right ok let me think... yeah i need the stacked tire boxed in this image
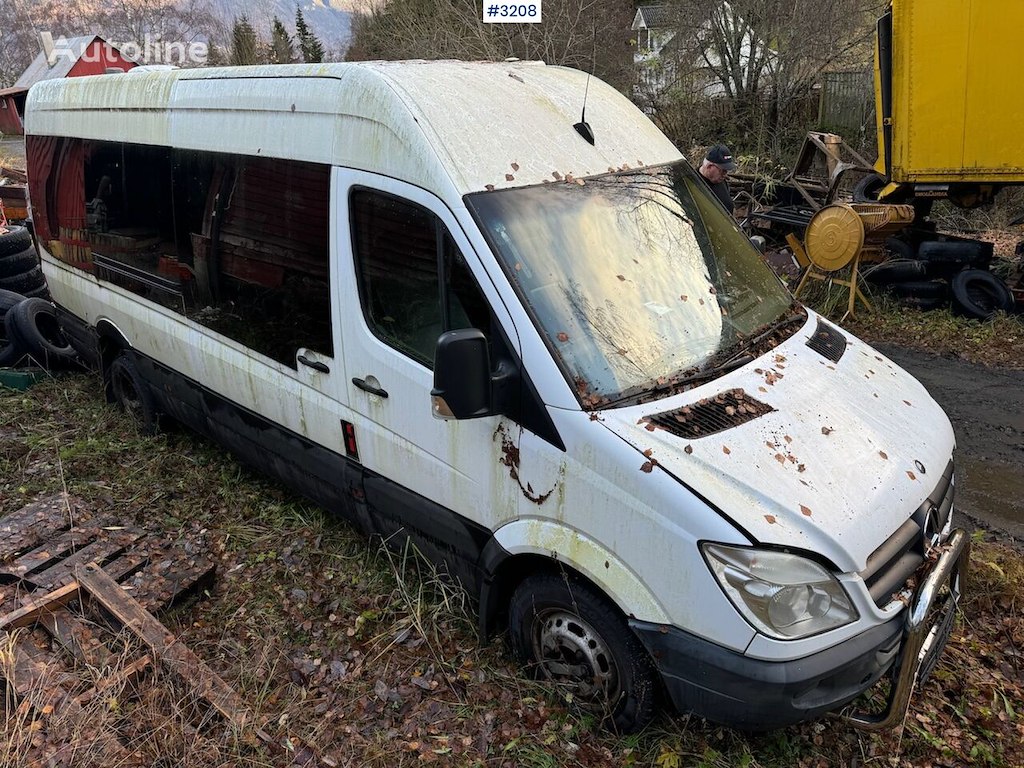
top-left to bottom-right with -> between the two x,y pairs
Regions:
0,225 -> 49,300
864,238 -> 1016,320
0,288 -> 77,370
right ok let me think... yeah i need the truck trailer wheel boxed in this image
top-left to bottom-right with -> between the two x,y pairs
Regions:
508,573 -> 657,734
108,353 -> 158,435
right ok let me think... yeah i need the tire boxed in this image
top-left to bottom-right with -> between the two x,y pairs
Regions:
863,259 -> 928,285
0,265 -> 45,295
0,245 -> 39,278
884,237 -> 914,261
108,353 -> 159,435
23,284 -> 50,300
0,311 -> 27,367
0,226 -> 32,258
919,240 -> 992,274
0,288 -> 25,316
508,573 -> 657,734
8,298 -> 77,367
951,269 -> 1015,320
853,173 -> 886,203
890,280 -> 949,300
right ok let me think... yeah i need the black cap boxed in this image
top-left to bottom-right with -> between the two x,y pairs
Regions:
705,144 -> 737,171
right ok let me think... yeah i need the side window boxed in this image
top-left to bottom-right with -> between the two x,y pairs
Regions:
33,138 -> 333,369
351,190 -> 489,368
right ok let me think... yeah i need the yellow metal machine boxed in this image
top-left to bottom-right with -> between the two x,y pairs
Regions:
874,0 -> 1024,204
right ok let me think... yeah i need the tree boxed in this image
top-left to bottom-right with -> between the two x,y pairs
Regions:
637,0 -> 876,158
345,0 -> 633,92
229,15 -> 265,66
295,6 -> 325,63
270,17 -> 298,64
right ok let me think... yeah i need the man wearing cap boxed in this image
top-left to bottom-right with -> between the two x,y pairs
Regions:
699,144 -> 737,213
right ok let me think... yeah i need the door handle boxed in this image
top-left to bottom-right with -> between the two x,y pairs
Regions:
297,354 -> 330,373
352,377 -> 389,398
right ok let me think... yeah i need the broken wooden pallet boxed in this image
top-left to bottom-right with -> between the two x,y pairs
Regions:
0,494 -> 215,615
0,495 -> 222,766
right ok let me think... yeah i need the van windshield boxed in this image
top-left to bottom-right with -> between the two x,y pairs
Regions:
466,161 -> 798,407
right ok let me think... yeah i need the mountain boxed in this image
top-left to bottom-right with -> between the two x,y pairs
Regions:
210,0 -> 353,56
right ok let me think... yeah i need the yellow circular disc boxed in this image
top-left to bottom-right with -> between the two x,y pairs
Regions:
805,204 -> 865,272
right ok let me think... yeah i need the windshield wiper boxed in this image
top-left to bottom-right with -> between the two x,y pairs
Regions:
599,309 -> 808,409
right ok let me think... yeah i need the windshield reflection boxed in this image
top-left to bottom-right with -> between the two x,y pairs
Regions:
467,161 -> 796,407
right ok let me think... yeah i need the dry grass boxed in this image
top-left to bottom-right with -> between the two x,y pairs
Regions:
1,375 -> 1022,767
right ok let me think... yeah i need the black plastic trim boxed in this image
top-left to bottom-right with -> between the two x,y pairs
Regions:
631,616 -> 903,729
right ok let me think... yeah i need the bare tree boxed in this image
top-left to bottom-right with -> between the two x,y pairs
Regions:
346,0 -> 634,92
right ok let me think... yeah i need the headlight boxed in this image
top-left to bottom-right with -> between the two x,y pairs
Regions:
702,543 -> 859,640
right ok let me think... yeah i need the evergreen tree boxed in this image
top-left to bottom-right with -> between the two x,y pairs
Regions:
270,17 -> 298,64
295,6 -> 325,63
229,16 -> 264,66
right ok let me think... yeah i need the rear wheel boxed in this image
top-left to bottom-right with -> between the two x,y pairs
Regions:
508,573 -> 657,733
108,353 -> 158,435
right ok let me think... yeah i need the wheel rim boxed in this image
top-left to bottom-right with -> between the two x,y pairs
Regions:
532,609 -> 619,703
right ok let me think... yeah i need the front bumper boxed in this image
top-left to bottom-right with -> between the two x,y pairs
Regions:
631,528 -> 969,730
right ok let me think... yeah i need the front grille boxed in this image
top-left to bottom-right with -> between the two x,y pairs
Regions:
859,460 -> 955,607
645,388 -> 774,439
805,319 -> 848,363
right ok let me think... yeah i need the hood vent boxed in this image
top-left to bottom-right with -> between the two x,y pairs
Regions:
646,388 -> 774,439
805,319 -> 847,363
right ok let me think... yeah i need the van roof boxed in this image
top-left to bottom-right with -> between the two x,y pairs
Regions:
24,61 -> 682,197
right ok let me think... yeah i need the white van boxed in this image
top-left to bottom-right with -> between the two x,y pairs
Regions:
25,62 -> 967,733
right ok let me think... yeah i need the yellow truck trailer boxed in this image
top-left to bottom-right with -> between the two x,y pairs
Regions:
875,0 -> 1024,206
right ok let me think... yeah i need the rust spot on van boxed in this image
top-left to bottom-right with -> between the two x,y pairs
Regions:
557,332 -> 569,342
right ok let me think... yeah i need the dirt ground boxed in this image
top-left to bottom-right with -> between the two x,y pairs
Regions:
879,344 -> 1024,539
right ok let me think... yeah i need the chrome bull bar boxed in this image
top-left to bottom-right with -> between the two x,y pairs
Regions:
843,527 -> 970,730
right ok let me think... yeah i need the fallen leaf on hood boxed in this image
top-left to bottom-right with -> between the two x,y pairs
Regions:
640,461 -> 655,473
684,445 -> 693,454
821,426 -> 833,435
907,471 -> 917,480
556,332 -> 569,342
879,451 -> 889,460
800,504 -> 813,517
643,448 -> 653,457
764,514 -> 777,524
722,445 -> 731,455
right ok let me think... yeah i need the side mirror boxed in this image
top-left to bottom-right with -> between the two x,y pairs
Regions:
432,329 -> 492,420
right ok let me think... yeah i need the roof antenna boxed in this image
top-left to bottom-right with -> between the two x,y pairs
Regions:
573,24 -> 597,146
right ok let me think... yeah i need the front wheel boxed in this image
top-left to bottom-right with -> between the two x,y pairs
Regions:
508,573 -> 657,733
108,353 -> 158,435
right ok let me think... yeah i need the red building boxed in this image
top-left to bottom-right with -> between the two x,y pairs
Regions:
0,36 -> 136,136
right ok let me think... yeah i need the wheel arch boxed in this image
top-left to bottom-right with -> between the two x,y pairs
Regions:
95,319 -> 132,401
478,519 -> 672,640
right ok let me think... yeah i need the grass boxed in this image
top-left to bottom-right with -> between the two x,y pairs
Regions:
1,374 -> 1022,767
796,276 -> 1024,369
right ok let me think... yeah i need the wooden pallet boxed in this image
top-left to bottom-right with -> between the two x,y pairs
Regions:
0,495 -> 233,766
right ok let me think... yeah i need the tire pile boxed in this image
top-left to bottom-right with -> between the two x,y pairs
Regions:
863,238 -> 1017,319
0,225 -> 77,371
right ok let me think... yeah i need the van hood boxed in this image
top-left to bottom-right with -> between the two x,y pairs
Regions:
597,315 -> 954,573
